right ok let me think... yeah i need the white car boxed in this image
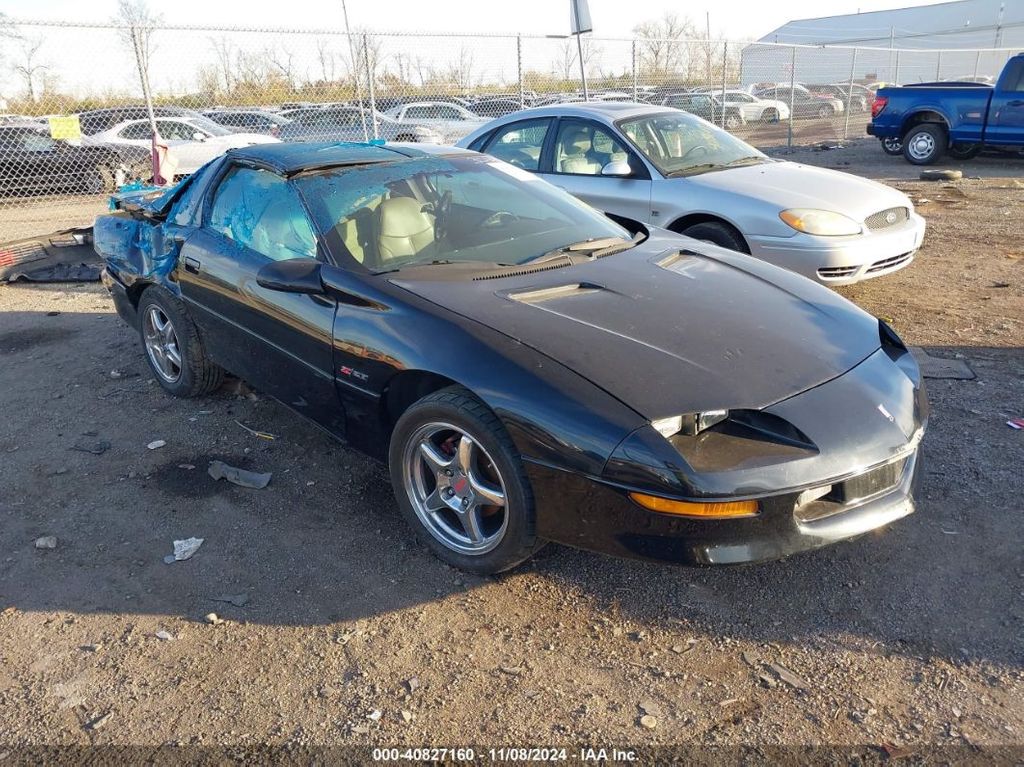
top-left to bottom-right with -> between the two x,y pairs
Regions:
84,115 -> 278,175
384,101 -> 488,142
696,90 -> 791,123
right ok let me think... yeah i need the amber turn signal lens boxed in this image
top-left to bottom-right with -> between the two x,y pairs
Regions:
629,492 -> 759,518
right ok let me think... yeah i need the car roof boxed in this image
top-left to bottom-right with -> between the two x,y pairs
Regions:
493,101 -> 669,121
224,141 -> 476,174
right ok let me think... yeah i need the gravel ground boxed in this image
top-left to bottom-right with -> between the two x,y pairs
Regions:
0,146 -> 1022,760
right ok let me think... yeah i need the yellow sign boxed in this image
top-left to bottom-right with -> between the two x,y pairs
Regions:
48,115 -> 82,141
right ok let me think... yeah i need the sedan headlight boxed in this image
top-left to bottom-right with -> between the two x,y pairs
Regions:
652,410 -> 729,438
779,209 -> 862,237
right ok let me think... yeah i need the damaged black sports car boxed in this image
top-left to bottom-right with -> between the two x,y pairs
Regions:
94,142 -> 927,573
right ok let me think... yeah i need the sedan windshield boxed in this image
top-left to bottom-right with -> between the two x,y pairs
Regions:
295,155 -> 631,274
186,115 -> 232,137
618,112 -> 767,177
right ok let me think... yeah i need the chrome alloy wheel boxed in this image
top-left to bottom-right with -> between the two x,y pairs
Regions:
143,305 -> 182,383
907,132 -> 936,161
402,421 -> 508,555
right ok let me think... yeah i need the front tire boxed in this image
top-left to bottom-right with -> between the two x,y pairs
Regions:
137,286 -> 224,397
817,104 -> 832,119
680,221 -> 749,253
724,113 -> 741,130
388,387 -> 541,574
903,124 -> 946,165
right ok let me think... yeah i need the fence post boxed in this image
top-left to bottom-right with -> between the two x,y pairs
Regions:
363,33 -> 378,139
843,47 -> 858,141
974,49 -> 981,79
787,46 -> 796,149
517,35 -> 525,108
631,39 -> 638,101
935,51 -> 942,80
720,41 -> 728,129
894,50 -> 901,84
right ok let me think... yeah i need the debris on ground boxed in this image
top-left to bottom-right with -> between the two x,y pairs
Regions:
639,714 -> 658,729
34,536 -> 57,549
235,420 -> 278,441
154,630 -> 175,641
909,347 -> 975,380
769,663 -> 809,690
920,169 -> 963,181
0,229 -> 101,283
70,439 -> 111,455
163,537 -> 204,564
499,665 -> 524,676
639,700 -> 662,717
404,676 -> 420,693
367,709 -> 383,721
208,593 -> 249,607
208,460 -> 271,489
204,613 -> 224,625
146,440 -> 166,450
1007,418 -> 1024,430
83,711 -> 112,731
400,710 -> 413,722
177,463 -> 195,470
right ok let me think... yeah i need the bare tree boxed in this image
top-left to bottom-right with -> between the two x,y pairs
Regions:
13,37 -> 47,102
315,37 -> 337,83
633,12 -> 695,77
446,46 -> 475,92
209,36 -> 235,93
554,39 -> 576,81
265,45 -> 297,88
115,0 -> 161,106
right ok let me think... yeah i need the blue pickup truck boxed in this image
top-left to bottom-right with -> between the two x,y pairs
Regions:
867,53 -> 1024,164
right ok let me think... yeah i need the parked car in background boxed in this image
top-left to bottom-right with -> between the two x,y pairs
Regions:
867,53 -> 1024,164
278,106 -> 444,144
470,98 -> 528,119
0,124 -> 149,195
754,86 -> 842,118
460,102 -> 925,285
77,106 -> 200,136
203,110 -> 292,137
85,115 -> 277,175
95,141 -> 927,573
660,93 -> 746,130
805,84 -> 870,112
691,90 -> 790,123
384,101 -> 488,142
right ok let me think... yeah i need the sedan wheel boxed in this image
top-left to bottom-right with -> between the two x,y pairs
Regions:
724,114 -> 740,130
389,386 -> 541,573
143,305 -> 182,384
403,422 -> 508,555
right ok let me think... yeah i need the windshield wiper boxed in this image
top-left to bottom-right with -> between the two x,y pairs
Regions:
724,155 -> 765,166
523,237 -> 632,264
665,163 -> 724,178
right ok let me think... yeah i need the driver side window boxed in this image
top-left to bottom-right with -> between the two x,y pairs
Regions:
208,167 -> 318,262
552,120 -> 628,176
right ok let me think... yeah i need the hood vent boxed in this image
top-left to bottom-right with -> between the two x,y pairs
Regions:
506,283 -> 602,303
655,250 -> 701,269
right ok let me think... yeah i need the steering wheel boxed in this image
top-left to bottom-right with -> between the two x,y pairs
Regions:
481,211 -> 520,229
431,190 -> 453,241
681,145 -> 709,161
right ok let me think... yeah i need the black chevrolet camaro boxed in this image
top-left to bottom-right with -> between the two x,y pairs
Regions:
95,142 -> 927,573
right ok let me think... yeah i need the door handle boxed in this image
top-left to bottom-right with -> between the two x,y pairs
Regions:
183,256 -> 201,274
1008,99 -> 1024,107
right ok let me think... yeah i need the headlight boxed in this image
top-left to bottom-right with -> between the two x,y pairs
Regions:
779,209 -> 862,236
652,410 -> 729,438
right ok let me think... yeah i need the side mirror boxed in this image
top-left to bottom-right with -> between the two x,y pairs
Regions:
192,131 -> 207,142
601,160 -> 632,177
256,258 -> 324,294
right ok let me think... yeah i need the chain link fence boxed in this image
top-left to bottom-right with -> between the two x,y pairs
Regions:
1,19 -> 1018,244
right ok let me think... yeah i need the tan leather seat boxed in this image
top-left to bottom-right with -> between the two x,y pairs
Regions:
376,197 -> 436,262
558,128 -> 602,175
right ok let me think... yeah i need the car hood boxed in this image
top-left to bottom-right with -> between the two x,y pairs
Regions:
685,161 -> 911,220
394,232 -> 882,420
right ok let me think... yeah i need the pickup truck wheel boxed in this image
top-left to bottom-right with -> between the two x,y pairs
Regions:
680,221 -> 750,254
881,137 -> 903,156
389,386 -> 543,574
903,124 -> 946,165
137,286 -> 224,397
949,143 -> 981,160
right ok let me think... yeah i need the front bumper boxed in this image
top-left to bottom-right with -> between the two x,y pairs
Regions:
746,212 -> 926,285
528,447 -> 921,566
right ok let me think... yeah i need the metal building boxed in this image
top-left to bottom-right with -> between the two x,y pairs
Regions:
740,0 -> 1022,89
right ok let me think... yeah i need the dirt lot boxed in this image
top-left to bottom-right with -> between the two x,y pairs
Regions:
0,144 -> 1022,760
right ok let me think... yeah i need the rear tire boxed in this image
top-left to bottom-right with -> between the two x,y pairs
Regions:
762,109 -> 778,123
903,124 -> 946,165
680,221 -> 749,253
388,386 -> 542,574
817,104 -> 832,119
137,286 -> 224,398
724,113 -> 741,130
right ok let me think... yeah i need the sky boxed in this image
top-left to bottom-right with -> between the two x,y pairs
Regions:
4,0 -> 946,41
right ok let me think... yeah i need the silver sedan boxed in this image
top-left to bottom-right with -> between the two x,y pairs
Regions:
457,103 -> 925,285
